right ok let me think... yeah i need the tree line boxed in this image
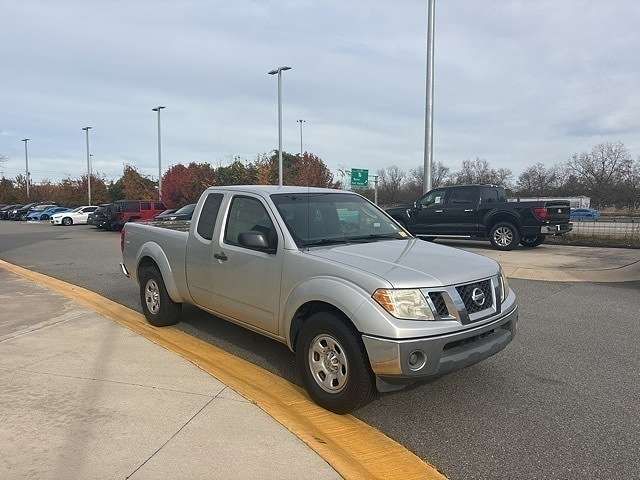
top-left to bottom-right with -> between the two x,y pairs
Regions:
0,141 -> 638,210
0,150 -> 336,207
360,142 -> 640,210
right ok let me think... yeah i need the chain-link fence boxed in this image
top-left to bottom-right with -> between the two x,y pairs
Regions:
548,217 -> 640,248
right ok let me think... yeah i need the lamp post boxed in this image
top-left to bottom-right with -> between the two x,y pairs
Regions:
81,127 -> 92,205
21,138 -> 30,199
423,0 -> 436,193
268,66 -> 292,186
152,106 -> 166,202
296,119 -> 305,158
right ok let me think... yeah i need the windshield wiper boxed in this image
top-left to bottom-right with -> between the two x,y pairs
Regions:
346,234 -> 405,242
302,238 -> 352,247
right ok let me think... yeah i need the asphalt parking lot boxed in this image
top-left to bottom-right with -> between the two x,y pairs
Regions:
1,221 -> 638,480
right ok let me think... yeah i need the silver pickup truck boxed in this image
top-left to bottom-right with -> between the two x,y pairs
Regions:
121,185 -> 518,413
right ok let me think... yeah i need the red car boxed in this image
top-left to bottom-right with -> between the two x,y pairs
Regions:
109,200 -> 166,230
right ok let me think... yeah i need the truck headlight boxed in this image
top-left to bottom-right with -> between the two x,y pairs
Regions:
500,267 -> 510,302
372,289 -> 435,320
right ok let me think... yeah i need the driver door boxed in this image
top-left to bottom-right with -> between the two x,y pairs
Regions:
209,194 -> 284,335
411,189 -> 447,234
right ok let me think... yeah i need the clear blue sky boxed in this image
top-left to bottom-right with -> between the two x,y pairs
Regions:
1,0 -> 639,182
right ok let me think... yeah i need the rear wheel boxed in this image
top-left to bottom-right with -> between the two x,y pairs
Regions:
489,222 -> 520,251
62,217 -> 73,226
295,311 -> 376,414
138,265 -> 181,326
520,234 -> 546,248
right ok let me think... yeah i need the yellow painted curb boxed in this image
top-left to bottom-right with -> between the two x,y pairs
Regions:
0,259 -> 446,480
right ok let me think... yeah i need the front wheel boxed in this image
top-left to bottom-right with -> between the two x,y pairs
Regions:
296,312 -> 376,414
138,265 -> 181,326
489,222 -> 520,251
520,234 -> 546,248
62,217 -> 73,226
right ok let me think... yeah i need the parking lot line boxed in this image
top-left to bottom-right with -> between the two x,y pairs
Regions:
0,259 -> 446,480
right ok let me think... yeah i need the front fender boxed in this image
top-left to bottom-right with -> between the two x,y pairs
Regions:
136,241 -> 183,303
282,277 -> 371,348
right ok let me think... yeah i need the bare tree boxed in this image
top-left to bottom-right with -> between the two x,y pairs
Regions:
516,162 -> 561,196
376,166 -> 406,205
453,157 -> 512,187
567,142 -> 633,207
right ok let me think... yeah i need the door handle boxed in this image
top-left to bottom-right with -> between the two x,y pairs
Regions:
214,252 -> 228,261
464,209 -> 474,212
435,209 -> 444,213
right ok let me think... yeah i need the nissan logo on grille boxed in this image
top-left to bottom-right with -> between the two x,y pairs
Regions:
471,287 -> 486,307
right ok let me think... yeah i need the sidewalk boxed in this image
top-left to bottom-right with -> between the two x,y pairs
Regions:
0,268 -> 340,480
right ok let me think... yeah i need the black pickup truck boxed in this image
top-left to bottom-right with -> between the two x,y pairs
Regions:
385,185 -> 572,250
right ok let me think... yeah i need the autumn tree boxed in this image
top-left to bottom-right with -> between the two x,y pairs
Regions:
256,151 -> 334,187
121,165 -> 157,200
516,163 -> 561,197
161,162 -> 216,208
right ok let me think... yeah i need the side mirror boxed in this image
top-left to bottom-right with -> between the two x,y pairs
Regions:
238,231 -> 273,252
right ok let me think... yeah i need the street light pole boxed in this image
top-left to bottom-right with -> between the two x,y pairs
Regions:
152,106 -> 166,202
21,138 -> 30,199
423,0 -> 436,194
297,119 -> 305,158
268,66 -> 292,186
82,127 -> 92,205
373,175 -> 379,205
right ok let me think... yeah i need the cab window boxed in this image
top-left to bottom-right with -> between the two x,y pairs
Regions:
196,193 -> 224,240
419,190 -> 445,208
224,196 -> 277,250
448,187 -> 477,205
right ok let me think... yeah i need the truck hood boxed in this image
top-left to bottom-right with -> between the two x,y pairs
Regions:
307,239 -> 500,288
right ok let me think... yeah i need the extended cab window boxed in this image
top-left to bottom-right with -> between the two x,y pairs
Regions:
196,193 -> 223,240
419,190 -> 445,208
448,187 -> 478,205
481,188 -> 498,203
224,196 -> 277,250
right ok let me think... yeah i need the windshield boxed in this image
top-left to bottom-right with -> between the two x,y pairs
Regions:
174,204 -> 196,215
271,193 -> 409,247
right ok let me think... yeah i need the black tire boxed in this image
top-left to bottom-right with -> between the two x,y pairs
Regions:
520,234 -> 546,248
138,265 -> 181,327
62,217 -> 73,226
489,222 -> 520,251
295,311 -> 376,414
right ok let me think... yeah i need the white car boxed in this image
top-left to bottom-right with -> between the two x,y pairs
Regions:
51,206 -> 98,226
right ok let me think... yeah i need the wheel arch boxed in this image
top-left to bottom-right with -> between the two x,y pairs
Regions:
135,243 -> 183,303
284,278 -> 370,351
485,210 -> 521,231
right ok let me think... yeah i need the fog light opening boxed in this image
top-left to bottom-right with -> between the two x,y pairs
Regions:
407,350 -> 426,371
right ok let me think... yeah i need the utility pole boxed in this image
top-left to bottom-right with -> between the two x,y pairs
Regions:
82,127 -> 92,205
21,139 -> 30,199
152,106 -> 166,202
423,0 -> 436,194
268,66 -> 292,186
373,175 -> 379,205
297,119 -> 305,158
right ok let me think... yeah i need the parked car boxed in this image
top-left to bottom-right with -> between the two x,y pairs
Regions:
51,205 -> 98,226
0,204 -> 23,220
8,202 -> 38,220
570,208 -> 600,221
385,185 -> 572,250
14,202 -> 57,220
22,204 -> 58,221
26,206 -> 70,221
121,186 -> 518,413
106,200 -> 166,230
153,203 -> 196,222
87,204 -> 112,228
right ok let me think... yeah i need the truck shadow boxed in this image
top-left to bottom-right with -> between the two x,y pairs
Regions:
176,304 -> 299,385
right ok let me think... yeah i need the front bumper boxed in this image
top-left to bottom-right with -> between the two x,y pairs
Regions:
362,305 -> 517,382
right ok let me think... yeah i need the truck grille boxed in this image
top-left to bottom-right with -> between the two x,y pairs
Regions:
456,279 -> 493,314
428,292 -> 449,317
